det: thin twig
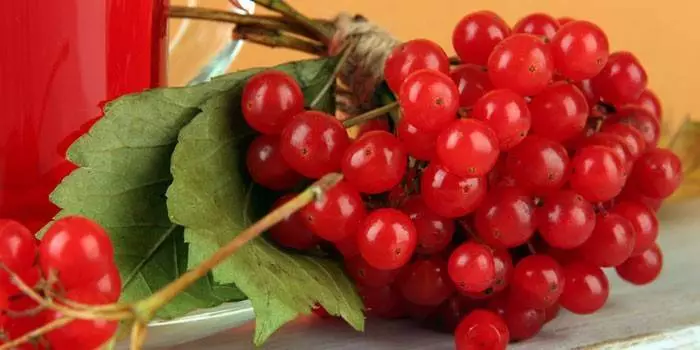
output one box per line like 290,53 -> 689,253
130,321 -> 148,350
309,46 -> 351,109
342,102 -> 399,128
233,26 -> 326,55
0,317 -> 73,350
251,0 -> 334,43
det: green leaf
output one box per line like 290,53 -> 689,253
166,58 -> 364,345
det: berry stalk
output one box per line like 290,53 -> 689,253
233,26 -> 326,56
342,102 -> 399,128
251,0 -> 334,44
0,317 -> 73,350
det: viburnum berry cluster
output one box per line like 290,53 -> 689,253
240,10 -> 681,350
0,217 -> 120,349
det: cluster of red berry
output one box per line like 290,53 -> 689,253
0,217 -> 119,349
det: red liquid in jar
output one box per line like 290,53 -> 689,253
0,0 -> 168,231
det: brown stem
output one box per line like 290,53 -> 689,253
252,0 -> 334,44
233,26 -> 326,55
0,317 -> 73,350
342,102 -> 399,128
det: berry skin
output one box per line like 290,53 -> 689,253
397,119 -> 438,161
399,69 -> 460,132
600,123 -> 647,160
612,200 -> 659,256
558,17 -> 575,25
401,196 -> 455,255
513,13 -> 560,40
581,132 -> 634,171
420,162 -> 487,218
559,262 -> 609,314
505,136 -> 570,196
569,145 -> 627,203
345,255 -> 400,288
455,309 -> 509,350
474,187 -> 536,248
544,303 -> 561,323
635,89 -> 663,119
357,284 -> 405,319
452,11 -> 511,66
450,64 -> 494,108
607,105 -> 661,148
5,297 -> 49,349
551,21 -> 609,81
629,148 -> 682,199
342,131 -> 407,194
279,111 -> 351,179
397,258 -> 455,306
301,181 -> 366,242
45,290 -> 118,350
618,184 -> 664,212
616,243 -> 663,285
511,255 -> 565,309
334,235 -> 360,258
356,118 -> 390,139
436,119 -> 500,177
591,51 -> 648,106
488,296 -> 546,341
246,135 -> 303,191
490,249 -> 514,293
69,263 -> 122,303
384,39 -> 450,93
357,208 -> 417,270
575,79 -> 600,106
0,219 -> 37,284
487,34 -> 554,96
241,70 -> 304,134
448,242 -> 496,293
268,194 -> 320,250
538,190 -> 596,249
471,89 -> 531,150
529,82 -> 589,143
577,213 -> 636,267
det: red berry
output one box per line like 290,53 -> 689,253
471,89 -> 531,150
511,255 -> 565,309
612,200 -> 659,256
452,11 -> 511,66
312,304 -> 331,318
454,309 -> 509,350
357,284 -> 405,318
635,89 -> 663,119
397,119 -> 438,161
513,13 -> 560,40
487,34 -> 554,96
69,262 -> 122,303
301,181 -> 366,242
448,242 -> 496,293
474,187 -> 536,248
268,194 -> 320,250
551,21 -> 609,80
569,145 -> 627,203
356,118 -> 390,139
577,213 -> 636,267
5,297 -> 49,349
45,290 -> 118,350
279,111 -> 351,179
618,184 -> 664,212
544,303 -> 561,323
357,208 -> 417,270
490,249 -> 514,293
420,162 -> 487,218
591,51 -> 648,106
241,70 -> 304,134
401,196 -> 455,255
607,105 -> 661,148
0,265 -> 40,298
433,295 -> 476,333
505,136 -> 569,196
384,39 -> 450,93
246,135 -> 303,190
334,235 -> 360,258
399,69 -> 459,132
398,258 -> 455,306
493,297 -> 546,341
0,219 -> 36,287
629,148 -> 682,199
451,64 -> 494,108
575,79 -> 600,106
345,255 -> 400,288
616,243 -> 663,285
436,119 -> 500,177
559,261 -> 609,314
581,132 -> 634,171
537,190 -> 596,249
529,82 -> 589,143
341,131 -> 407,194
600,123 -> 647,160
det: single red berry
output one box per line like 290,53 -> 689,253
569,145 -> 627,203
357,208 -> 417,270
357,284 -> 405,319
544,303 -> 561,323
591,51 -> 648,106
341,131 -> 407,194
268,194 -> 320,250
450,64 -> 494,108
334,234 -> 360,258
487,34 -> 554,96
398,258 -> 455,306
45,290 -> 118,350
513,13 -> 560,40
68,262 -> 122,303
399,69 -> 459,132
397,119 -> 438,161
551,21 -> 609,81
577,213 -> 636,267
0,219 -> 36,274
537,190 -> 596,249
575,79 -> 600,106
420,162 -> 487,218
246,135 -> 303,190
490,249 -> 514,293
384,39 -> 450,93
612,200 -> 659,256
474,187 -> 536,248
345,255 -> 400,288
529,82 -> 589,143
618,184 -> 664,212
356,118 -> 390,139
454,309 -> 509,350
452,11 -> 511,66
581,132 -> 634,171
628,148 -> 682,199
279,111 -> 351,179
505,136 -> 569,196
448,242 -> 496,293
511,255 -> 565,309
401,196 -> 455,255
488,154 -> 517,189
635,89 -> 663,119
436,119 -> 500,177
301,181 -> 366,242
616,243 -> 663,285
559,261 -> 609,314
471,89 -> 531,150
607,105 -> 661,148
489,296 -> 545,341
241,70 -> 304,134
600,123 -> 647,160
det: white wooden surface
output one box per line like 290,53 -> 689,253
169,201 -> 700,349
